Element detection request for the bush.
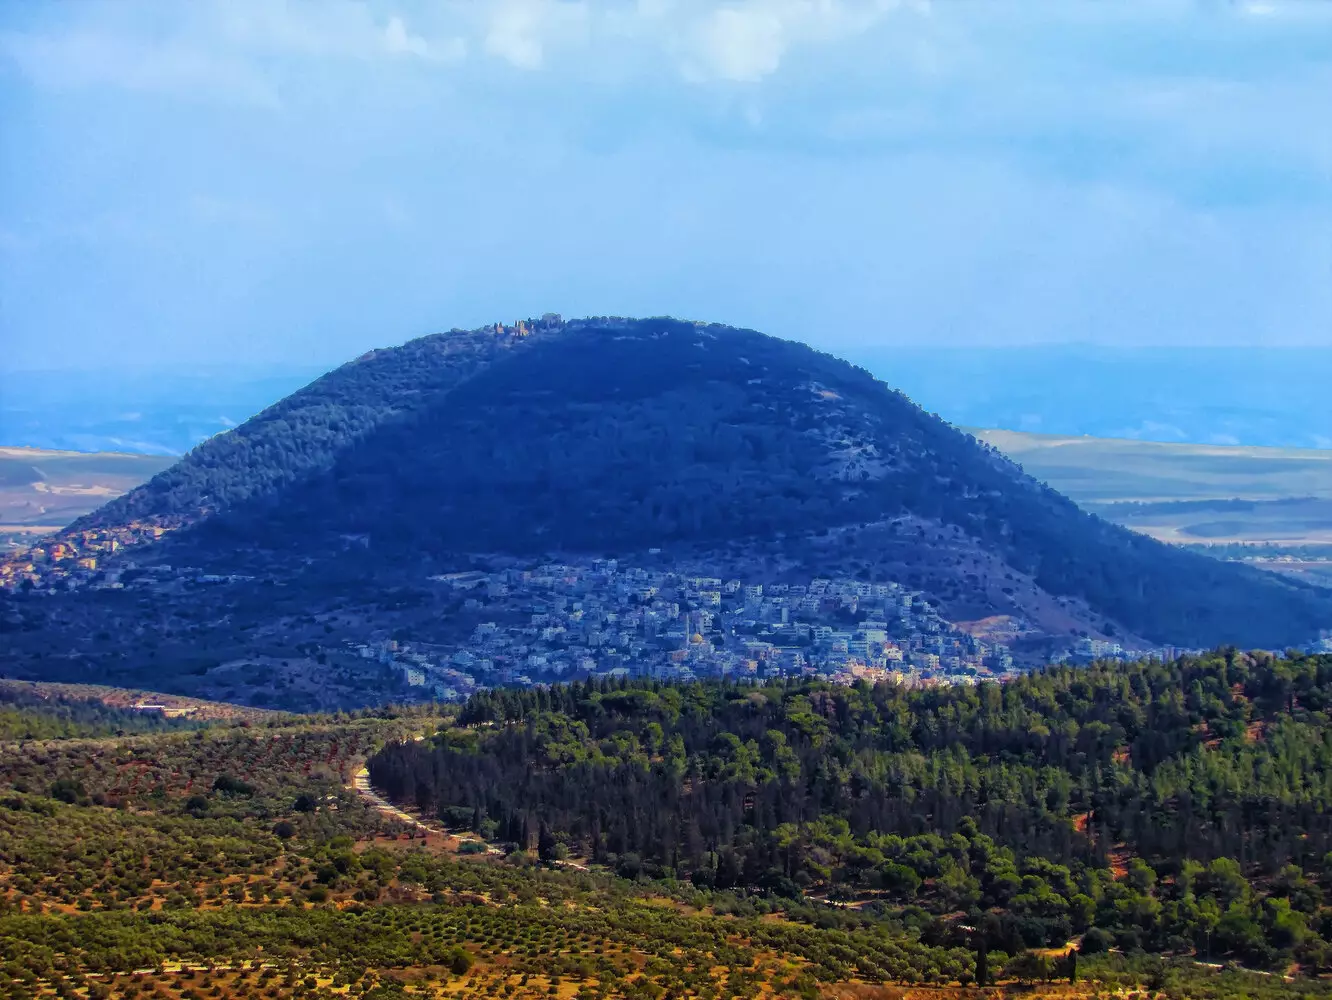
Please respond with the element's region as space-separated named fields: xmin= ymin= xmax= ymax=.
xmin=49 ymin=779 xmax=87 ymax=805
xmin=1002 ymin=951 xmax=1052 ymax=984
xmin=1080 ymin=927 xmax=1113 ymax=954
xmin=212 ymin=775 xmax=256 ymax=796
xmin=447 ymin=948 xmax=474 ymax=976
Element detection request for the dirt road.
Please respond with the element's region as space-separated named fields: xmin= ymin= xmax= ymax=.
xmin=350 ymin=765 xmax=446 ymax=835
xmin=349 ymin=764 xmax=503 ymax=855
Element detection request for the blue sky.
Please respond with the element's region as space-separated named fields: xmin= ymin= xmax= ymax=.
xmin=1 ymin=0 xmax=1329 ymax=371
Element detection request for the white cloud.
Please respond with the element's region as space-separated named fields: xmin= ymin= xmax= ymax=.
xmin=3 ymin=0 xmax=1329 ymax=364
xmin=383 ymin=15 xmax=429 ymax=57
xmin=214 ymin=2 xmax=460 ymax=62
xmin=676 ymin=0 xmax=919 ymax=82
xmin=692 ymin=6 xmax=787 ymax=82
xmin=485 ymin=6 xmax=545 ymax=69
xmin=473 ymin=0 xmax=915 ymax=80
xmin=484 ymin=0 xmax=589 ymax=70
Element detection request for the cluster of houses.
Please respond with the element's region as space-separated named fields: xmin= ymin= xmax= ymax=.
xmin=340 ymin=560 xmax=1032 ymax=699
xmin=8 ymin=517 xmax=1325 ymax=699
xmin=0 ymin=524 xmax=170 ymax=591
xmin=1056 ymin=636 xmax=1204 ymax=666
xmin=0 ymin=521 xmax=264 ymax=593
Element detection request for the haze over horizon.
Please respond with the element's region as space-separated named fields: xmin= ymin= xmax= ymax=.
xmin=2 ymin=0 xmax=1330 ymax=374
xmin=5 ymin=341 xmax=1332 ymax=455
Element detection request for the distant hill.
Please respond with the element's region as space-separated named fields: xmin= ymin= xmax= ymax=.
xmin=0 ymin=446 xmax=173 ymax=548
xmin=55 ymin=316 xmax=1332 ymax=650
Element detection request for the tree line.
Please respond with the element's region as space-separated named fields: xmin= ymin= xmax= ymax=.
xmin=370 ymin=650 xmax=1332 ymax=970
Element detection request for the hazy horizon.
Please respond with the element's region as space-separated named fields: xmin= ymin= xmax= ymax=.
xmin=8 ymin=340 xmax=1332 ymax=378
xmin=5 ymin=340 xmax=1331 ymax=455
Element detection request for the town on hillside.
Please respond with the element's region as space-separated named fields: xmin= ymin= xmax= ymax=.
xmin=10 ymin=526 xmax=1331 ymax=699
xmin=333 ymin=559 xmax=1218 ymax=700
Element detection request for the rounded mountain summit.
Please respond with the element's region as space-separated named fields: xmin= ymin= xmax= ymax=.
xmin=76 ymin=316 xmax=1332 ymax=649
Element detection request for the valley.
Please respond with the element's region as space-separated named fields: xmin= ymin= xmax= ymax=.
xmin=971 ymin=429 xmax=1332 ymax=506
xmin=972 ymin=430 xmax=1332 ymax=588
xmin=0 ymin=448 xmax=173 ymax=553
xmin=4 ymin=657 xmax=1332 ymax=999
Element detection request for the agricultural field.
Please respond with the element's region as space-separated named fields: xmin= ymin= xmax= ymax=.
xmin=2 ymin=679 xmax=1330 ymax=1000
xmin=971 ymin=430 xmax=1332 ymax=506
xmin=974 ymin=429 xmax=1332 ymax=582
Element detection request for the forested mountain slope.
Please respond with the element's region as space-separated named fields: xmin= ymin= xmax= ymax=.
xmin=70 ymin=319 xmax=563 ymax=532
xmin=62 ymin=316 xmax=1328 ymax=649
xmin=370 ymin=650 xmax=1332 ymax=972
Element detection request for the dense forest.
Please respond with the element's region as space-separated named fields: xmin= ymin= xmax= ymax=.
xmin=65 ymin=316 xmax=1330 ymax=649
xmin=370 ymin=650 xmax=1332 ymax=971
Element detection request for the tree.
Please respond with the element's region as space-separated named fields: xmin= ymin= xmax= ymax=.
xmin=537 ymin=822 xmax=559 ymax=864
xmin=1002 ymin=951 xmax=1051 ymax=984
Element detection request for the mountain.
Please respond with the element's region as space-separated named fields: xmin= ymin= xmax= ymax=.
xmin=47 ymin=316 xmax=1332 ymax=652
xmin=17 ymin=347 xmax=1332 ymax=458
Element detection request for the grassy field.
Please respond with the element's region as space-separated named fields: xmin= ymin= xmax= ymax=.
xmin=0 ymin=446 xmax=173 ymax=548
xmin=1090 ymin=497 xmax=1332 ymax=544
